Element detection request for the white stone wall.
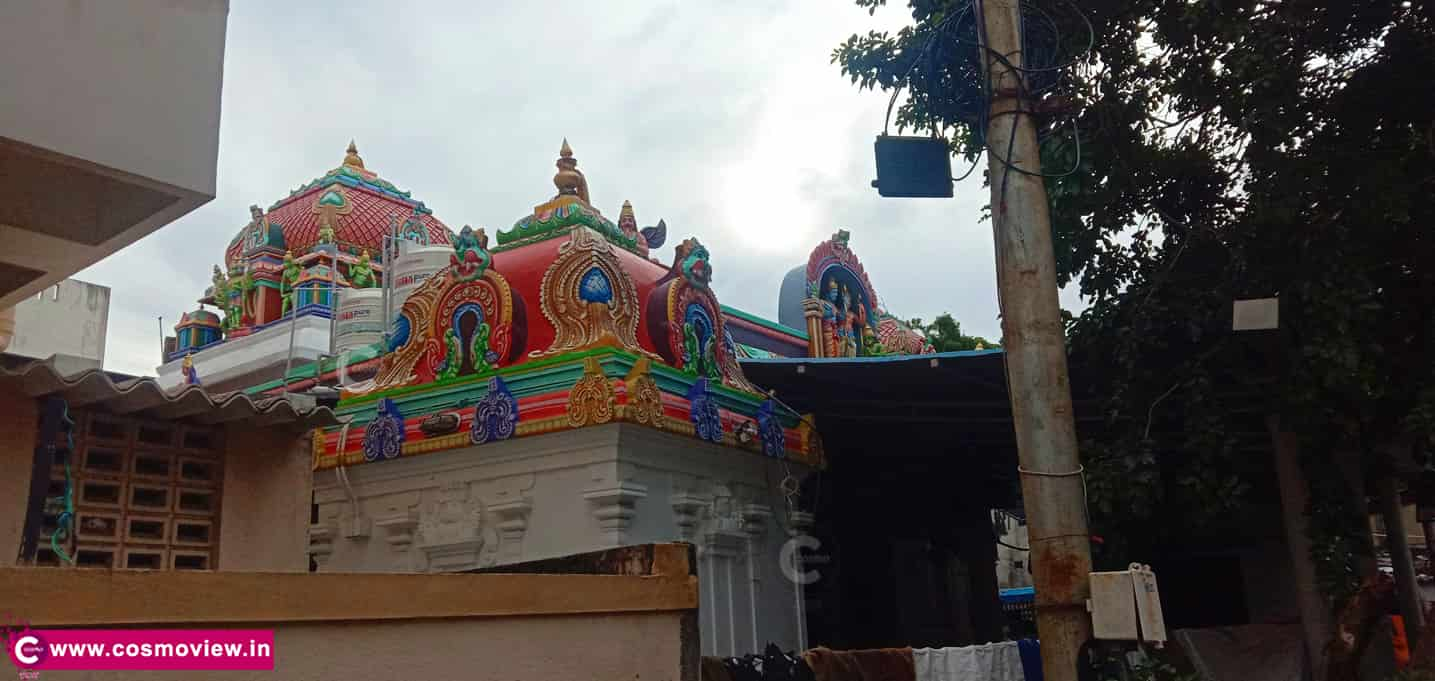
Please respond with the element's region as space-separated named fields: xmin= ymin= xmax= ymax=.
xmin=7 ymin=279 xmax=109 ymax=367
xmin=994 ymin=511 xmax=1032 ymax=589
xmin=312 ymin=423 xmax=812 ymax=655
xmin=155 ymin=312 xmax=331 ymax=389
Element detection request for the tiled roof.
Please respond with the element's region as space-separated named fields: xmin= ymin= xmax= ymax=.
xmin=0 ymin=357 xmax=339 ymax=427
xmin=225 ymin=166 xmax=452 ymax=266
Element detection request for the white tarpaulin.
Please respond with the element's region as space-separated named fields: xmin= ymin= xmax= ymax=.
xmin=913 ymin=642 xmax=1024 ymax=681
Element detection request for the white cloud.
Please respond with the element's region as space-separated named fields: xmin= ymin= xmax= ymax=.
xmin=80 ymin=0 xmax=1079 ymax=376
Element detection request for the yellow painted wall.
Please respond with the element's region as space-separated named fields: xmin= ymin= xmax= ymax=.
xmin=0 ymin=388 xmax=38 ymax=567
xmin=218 ymin=426 xmax=313 ymax=572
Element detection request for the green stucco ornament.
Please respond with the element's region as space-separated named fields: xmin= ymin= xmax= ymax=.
xmin=280 ymin=250 xmax=301 ymax=314
xmin=350 ymin=250 xmax=376 ymax=289
xmin=450 ymin=225 xmax=492 ymax=281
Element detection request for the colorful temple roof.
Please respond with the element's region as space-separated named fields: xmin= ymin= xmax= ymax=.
xmin=224 ymin=142 xmax=452 ymax=267
xmin=310 ymin=142 xmax=822 ymax=470
xmin=173 ymin=139 xmax=935 ymax=471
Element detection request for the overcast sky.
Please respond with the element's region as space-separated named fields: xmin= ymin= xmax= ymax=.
xmin=79 ymin=0 xmax=1081 ymax=377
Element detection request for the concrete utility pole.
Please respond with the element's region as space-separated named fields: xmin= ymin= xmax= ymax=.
xmin=1269 ymin=420 xmax=1332 ymax=680
xmin=978 ymin=0 xmax=1093 ymax=679
xmin=1378 ymin=475 xmax=1425 ymax=647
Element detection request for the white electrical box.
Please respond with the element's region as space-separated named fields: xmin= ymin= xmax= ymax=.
xmin=1233 ymin=298 xmax=1279 ymax=331
xmin=1089 ymin=569 xmax=1138 ymax=640
xmin=1088 ymin=563 xmax=1167 ymax=644
xmin=1131 ymin=564 xmax=1167 ymax=643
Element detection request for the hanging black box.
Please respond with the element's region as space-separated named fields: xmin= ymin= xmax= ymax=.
xmin=871 ymin=135 xmax=954 ymax=198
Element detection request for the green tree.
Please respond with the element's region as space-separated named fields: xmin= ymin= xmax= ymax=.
xmin=908 ymin=313 xmax=997 ymax=352
xmin=835 ymin=0 xmax=1435 ymax=619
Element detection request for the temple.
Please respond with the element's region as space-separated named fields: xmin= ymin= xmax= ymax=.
xmin=149 ymin=140 xmax=965 ymax=654
xmin=156 ymin=141 xmax=451 ymax=390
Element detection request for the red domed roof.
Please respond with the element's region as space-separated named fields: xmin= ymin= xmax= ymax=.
xmin=225 ymin=142 xmax=452 ymax=266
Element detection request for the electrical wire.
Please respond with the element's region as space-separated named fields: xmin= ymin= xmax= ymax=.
xmin=877 ymin=0 xmax=1095 ymax=188
xmin=762 ymin=389 xmax=826 ymax=519
xmin=49 ymin=401 xmax=76 ymax=565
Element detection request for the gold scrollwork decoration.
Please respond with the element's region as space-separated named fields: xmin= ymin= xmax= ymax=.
xmin=566 ymin=356 xmax=616 ymax=428
xmin=621 ymin=357 xmax=665 ymax=429
xmin=365 ymin=269 xmax=447 ymax=390
xmin=311 ymin=427 xmax=329 ymax=470
xmin=533 ymin=226 xmax=652 ymax=358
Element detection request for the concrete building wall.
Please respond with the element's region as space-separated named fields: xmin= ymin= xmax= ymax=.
xmin=993 ymin=512 xmax=1032 ymax=590
xmin=0 ymin=545 xmax=699 ymax=681
xmin=312 ymin=423 xmax=811 ymax=656
xmin=0 ymin=390 xmax=38 ymax=568
xmin=156 ymin=313 xmax=332 ymax=390
xmin=218 ymin=426 xmax=314 ymax=572
xmin=0 ymin=1 xmax=225 ymax=196
xmin=0 ymin=1 xmax=226 ymax=307
xmin=7 ymin=279 xmax=109 ymax=367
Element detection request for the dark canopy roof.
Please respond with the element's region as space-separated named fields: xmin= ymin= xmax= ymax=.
xmin=741 ymin=350 xmax=1027 ymax=509
xmin=741 ymin=350 xmax=1023 ymax=447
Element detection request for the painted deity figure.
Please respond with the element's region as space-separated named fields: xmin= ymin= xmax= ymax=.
xmin=350 ymin=250 xmax=376 ymax=289
xmin=838 ymin=284 xmax=859 ymax=357
xmin=618 ymin=201 xmax=648 ymax=258
xmin=280 ymin=250 xmax=301 ymax=314
xmin=244 ymin=205 xmax=268 ymax=252
xmin=210 ymin=265 xmax=233 ymax=331
xmin=821 ymin=279 xmax=841 ymax=357
xmin=317 ymin=219 xmax=336 ymax=247
xmin=181 ymin=353 xmax=201 ymax=386
xmin=400 ymin=209 xmax=429 ymax=245
xmin=232 ymin=266 xmax=256 ymax=325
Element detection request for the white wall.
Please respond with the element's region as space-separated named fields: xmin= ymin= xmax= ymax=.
xmin=0 ymin=1 xmax=226 ymax=195
xmin=994 ymin=510 xmax=1032 ymax=589
xmin=7 ymin=279 xmax=109 ymax=367
xmin=0 ymin=0 xmax=226 ymax=308
xmin=312 ymin=423 xmax=813 ymax=656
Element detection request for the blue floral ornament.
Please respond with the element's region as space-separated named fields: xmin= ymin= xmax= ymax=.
xmin=756 ymin=399 xmax=786 ymax=458
xmin=363 ymin=398 xmax=406 ymax=462
xmin=687 ymin=378 xmax=723 ymax=443
xmin=578 ymin=267 xmax=614 ymax=304
xmin=471 ymin=376 xmax=520 ymax=444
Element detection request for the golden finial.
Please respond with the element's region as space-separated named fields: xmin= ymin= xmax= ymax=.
xmin=553 ymin=138 xmax=590 ymax=203
xmin=343 ymin=139 xmax=365 ymax=169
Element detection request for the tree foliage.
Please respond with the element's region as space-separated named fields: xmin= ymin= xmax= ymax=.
xmin=835 ymin=0 xmax=1435 ymax=595
xmin=908 ymin=313 xmax=999 ymax=351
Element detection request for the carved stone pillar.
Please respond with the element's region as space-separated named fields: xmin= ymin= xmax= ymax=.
xmin=583 ymin=480 xmax=648 ymax=545
xmin=741 ymin=503 xmax=773 ymax=651
xmin=742 ymin=503 xmax=774 ymax=542
xmin=489 ymin=498 xmax=533 ymax=562
xmin=787 ymin=510 xmax=815 ymax=538
xmin=802 ymin=299 xmax=824 ymax=357
xmin=375 ymin=511 xmax=419 ymax=552
xmin=307 ymin=522 xmax=335 ymax=569
xmin=672 ymin=491 xmax=708 ymax=544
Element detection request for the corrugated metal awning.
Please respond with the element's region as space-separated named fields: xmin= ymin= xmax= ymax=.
xmin=0 ymin=357 xmax=338 ymax=427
